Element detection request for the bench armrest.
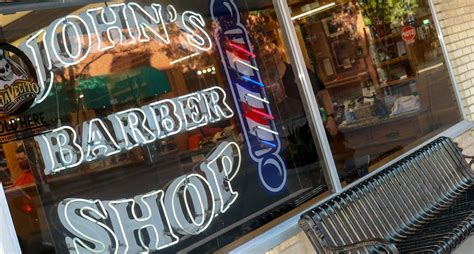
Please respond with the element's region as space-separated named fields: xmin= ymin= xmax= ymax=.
xmin=323 ymin=239 xmax=399 ymax=254
xmin=299 ymin=217 xmax=398 ymax=253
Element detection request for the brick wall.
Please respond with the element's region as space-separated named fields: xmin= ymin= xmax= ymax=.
xmin=433 ymin=0 xmax=474 ymax=119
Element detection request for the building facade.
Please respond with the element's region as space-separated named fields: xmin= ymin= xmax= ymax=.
xmin=0 ymin=0 xmax=472 ymax=253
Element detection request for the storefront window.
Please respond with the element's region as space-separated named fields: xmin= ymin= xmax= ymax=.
xmin=290 ymin=0 xmax=461 ymax=184
xmin=0 ymin=0 xmax=329 ymax=253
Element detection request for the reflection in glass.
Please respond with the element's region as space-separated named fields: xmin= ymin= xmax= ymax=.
xmin=291 ymin=0 xmax=461 ymax=184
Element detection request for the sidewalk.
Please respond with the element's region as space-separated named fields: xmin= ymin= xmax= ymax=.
xmin=455 ymin=234 xmax=474 ymax=254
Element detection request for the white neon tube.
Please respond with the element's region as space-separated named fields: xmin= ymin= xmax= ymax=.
xmin=291 ymin=2 xmax=336 ymax=21
xmin=246 ymin=93 xmax=269 ymax=104
xmin=256 ymin=126 xmax=279 ymax=136
xmin=236 ymin=59 xmax=259 ymax=71
xmin=170 ymin=52 xmax=201 ymax=65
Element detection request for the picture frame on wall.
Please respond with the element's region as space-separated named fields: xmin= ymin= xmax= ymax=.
xmin=322 ymin=17 xmax=344 ymax=38
xmin=331 ymin=41 xmax=354 ymax=68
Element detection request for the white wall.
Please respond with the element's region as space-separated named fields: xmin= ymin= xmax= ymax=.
xmin=0 ymin=183 xmax=21 ymax=254
xmin=433 ymin=0 xmax=474 ymax=119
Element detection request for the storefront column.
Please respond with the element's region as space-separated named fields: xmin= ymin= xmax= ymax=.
xmin=428 ymin=0 xmax=468 ymax=120
xmin=273 ymin=0 xmax=342 ymax=193
xmin=0 ymin=184 xmax=21 ymax=254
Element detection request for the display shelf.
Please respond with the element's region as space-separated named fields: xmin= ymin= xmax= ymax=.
xmin=377 ymin=56 xmax=409 ymax=67
xmin=380 ymin=76 xmax=416 ymax=88
xmin=372 ymin=32 xmax=402 ymax=43
xmin=325 ymin=73 xmax=366 ymax=88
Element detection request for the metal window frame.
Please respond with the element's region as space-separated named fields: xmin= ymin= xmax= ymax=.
xmin=0 ymin=1 xmax=113 ymax=14
xmin=272 ymin=0 xmax=342 ymax=193
xmin=271 ymin=0 xmax=468 ymax=193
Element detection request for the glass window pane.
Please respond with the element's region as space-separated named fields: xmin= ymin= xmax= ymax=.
xmin=290 ymin=0 xmax=461 ymax=184
xmin=0 ymin=0 xmax=330 ymax=253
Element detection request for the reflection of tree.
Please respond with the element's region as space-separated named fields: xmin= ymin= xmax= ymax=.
xmin=52 ymin=23 xmax=216 ymax=124
xmin=163 ymin=23 xmax=215 ymax=72
xmin=53 ymin=39 xmax=142 ymax=125
xmin=359 ymin=0 xmax=419 ymax=37
xmin=332 ymin=1 xmax=361 ymax=41
xmin=246 ymin=11 xmax=279 ymax=56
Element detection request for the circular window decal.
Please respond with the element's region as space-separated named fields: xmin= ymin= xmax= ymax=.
xmin=0 ymin=43 xmax=39 ymax=116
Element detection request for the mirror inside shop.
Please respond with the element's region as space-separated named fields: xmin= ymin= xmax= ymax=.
xmin=0 ymin=0 xmax=462 ymax=253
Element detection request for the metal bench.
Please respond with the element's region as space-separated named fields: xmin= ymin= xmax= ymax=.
xmin=299 ymin=137 xmax=474 ymax=253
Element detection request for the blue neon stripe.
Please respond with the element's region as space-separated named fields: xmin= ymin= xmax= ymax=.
xmin=261 ymin=140 xmax=277 ymax=148
xmin=242 ymin=76 xmax=264 ymax=87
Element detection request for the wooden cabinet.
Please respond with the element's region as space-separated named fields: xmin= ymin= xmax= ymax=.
xmin=371 ymin=118 xmax=418 ymax=143
xmin=340 ymin=112 xmax=429 ymax=158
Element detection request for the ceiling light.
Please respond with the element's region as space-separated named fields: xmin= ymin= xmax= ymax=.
xmin=291 ymin=2 xmax=337 ymax=21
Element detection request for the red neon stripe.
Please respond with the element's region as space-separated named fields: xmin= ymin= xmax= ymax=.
xmin=251 ymin=108 xmax=274 ymax=120
xmin=228 ymin=41 xmax=256 ymax=58
xmin=241 ymin=102 xmax=271 ymax=125
xmin=225 ymin=43 xmax=251 ymax=61
xmin=229 ymin=50 xmax=251 ymax=62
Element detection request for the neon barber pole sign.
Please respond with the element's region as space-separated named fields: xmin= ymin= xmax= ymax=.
xmin=58 ymin=141 xmax=241 ymax=253
xmin=19 ymin=2 xmax=213 ymax=106
xmin=211 ymin=0 xmax=287 ymax=193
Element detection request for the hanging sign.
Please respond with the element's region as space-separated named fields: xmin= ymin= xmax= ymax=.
xmin=401 ymin=26 xmax=417 ymax=44
xmin=0 ymin=44 xmax=39 ymax=115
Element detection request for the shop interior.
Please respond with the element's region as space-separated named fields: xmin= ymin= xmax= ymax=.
xmin=288 ymin=0 xmax=460 ymax=180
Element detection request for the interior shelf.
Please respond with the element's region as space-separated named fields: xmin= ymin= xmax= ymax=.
xmin=377 ymin=56 xmax=409 ymax=67
xmin=326 ymin=72 xmax=368 ymax=88
xmin=372 ymin=32 xmax=402 ymax=43
xmin=379 ymin=76 xmax=416 ymax=88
